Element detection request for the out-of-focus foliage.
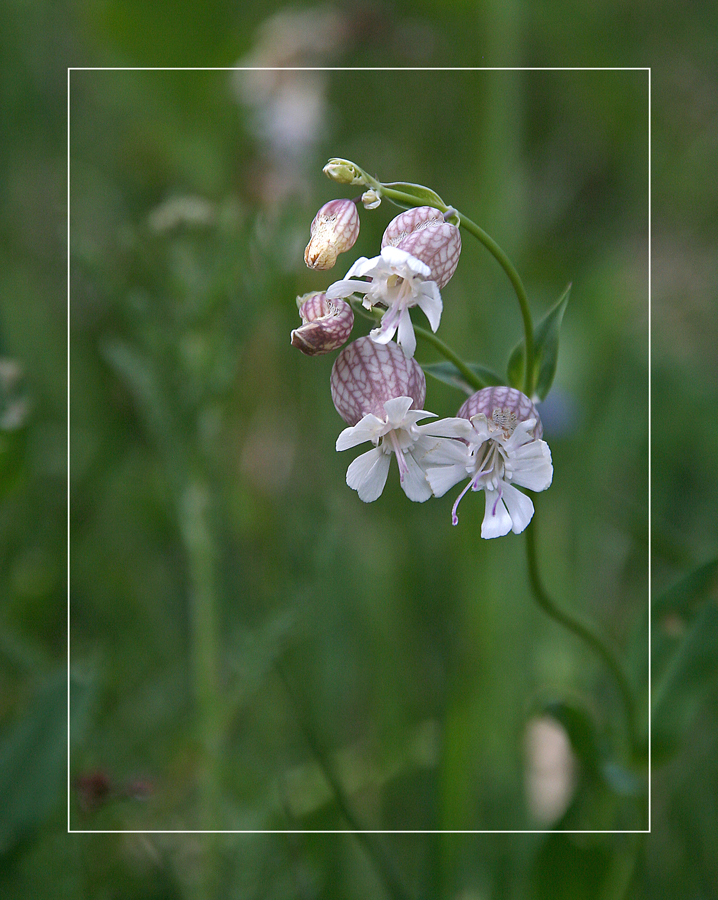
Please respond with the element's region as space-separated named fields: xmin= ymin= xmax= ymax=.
xmin=1 ymin=0 xmax=717 ymax=898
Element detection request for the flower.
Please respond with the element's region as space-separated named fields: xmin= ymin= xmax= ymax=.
xmin=304 ymin=199 xmax=360 ymax=270
xmin=326 ymin=246 xmax=442 ymax=358
xmin=382 ymin=206 xmax=461 ymax=289
xmin=426 ymin=386 xmax=553 ymax=537
xmin=291 ymin=291 xmax=354 ymax=355
xmin=331 ymin=337 xmax=469 ymax=502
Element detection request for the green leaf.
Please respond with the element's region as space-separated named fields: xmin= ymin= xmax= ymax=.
xmin=649 ymin=558 xmax=718 ymax=761
xmin=507 ymin=283 xmax=571 ymax=400
xmin=533 ymin=697 xmax=645 ymax=804
xmin=381 ymin=182 xmax=448 ymax=212
xmin=652 ymin=600 xmax=718 ymax=757
xmin=422 ymin=361 xmax=505 ymax=395
xmin=652 ymin=556 xmax=718 ymax=618
xmin=0 ymin=671 xmax=93 ymax=855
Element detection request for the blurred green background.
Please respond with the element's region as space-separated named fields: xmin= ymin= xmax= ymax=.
xmin=1 ymin=0 xmax=717 ymax=898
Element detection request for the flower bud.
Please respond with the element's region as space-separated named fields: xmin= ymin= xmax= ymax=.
xmin=323 ymin=158 xmax=367 ymax=186
xmin=304 ymin=199 xmax=360 ymax=270
xmin=457 ymin=386 xmax=543 ymax=440
xmin=291 ymin=292 xmax=354 ymax=356
xmin=361 ymin=189 xmax=381 ymax=210
xmin=331 ymin=336 xmax=426 ymax=425
xmin=382 ymin=206 xmax=461 ymax=289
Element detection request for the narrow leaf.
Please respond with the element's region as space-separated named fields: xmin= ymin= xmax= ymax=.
xmin=382 ymin=182 xmax=447 ymax=211
xmin=422 ymin=360 xmax=505 ymax=395
xmin=652 ymin=601 xmax=718 ymax=760
xmin=652 ymin=556 xmax=718 ymax=618
xmin=0 ymin=671 xmax=93 ymax=855
xmin=507 ymin=283 xmax=571 ymax=400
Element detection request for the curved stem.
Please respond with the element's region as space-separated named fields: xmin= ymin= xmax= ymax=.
xmin=371 ymin=181 xmax=536 ymax=398
xmin=413 ymin=324 xmax=484 ymax=392
xmin=455 ymin=213 xmax=535 ymax=398
xmin=525 ymin=505 xmax=639 ymax=760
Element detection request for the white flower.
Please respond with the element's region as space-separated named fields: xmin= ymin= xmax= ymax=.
xmin=336 ymin=395 xmax=471 ymax=503
xmin=326 ymin=246 xmax=442 ymax=358
xmin=426 ymin=387 xmax=553 ymax=538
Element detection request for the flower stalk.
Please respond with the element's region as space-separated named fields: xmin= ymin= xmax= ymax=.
xmin=525 ymin=505 xmax=639 ymax=761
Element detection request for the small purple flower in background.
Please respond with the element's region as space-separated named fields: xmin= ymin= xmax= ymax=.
xmin=326 ymin=246 xmax=441 ymax=359
xmin=291 ymin=291 xmax=354 ymax=355
xmin=426 ymin=386 xmax=553 ymax=537
xmin=382 ymin=206 xmax=461 ymax=289
xmin=331 ymin=337 xmax=470 ymax=502
xmin=304 ymin=198 xmax=361 ymax=270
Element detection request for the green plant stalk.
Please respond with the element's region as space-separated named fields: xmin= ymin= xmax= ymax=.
xmin=350 ymin=300 xmax=483 ymax=391
xmin=412 ymin=324 xmax=485 ymax=392
xmin=363 ymin=177 xmax=536 ymax=397
xmin=525 ymin=507 xmax=639 ymax=761
xmin=180 ymin=479 xmax=222 ymax=897
xmin=276 ymin=665 xmax=413 ymax=900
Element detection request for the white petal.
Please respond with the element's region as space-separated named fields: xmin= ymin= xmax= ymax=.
xmin=401 ymin=450 xmax=433 ymax=502
xmin=396 ymin=308 xmax=416 ymax=358
xmin=505 ymin=418 xmax=539 ymax=450
xmin=326 ymin=278 xmax=370 ymax=300
xmin=344 ymin=255 xmax=377 ymax=279
xmin=382 ymin=395 xmax=415 ymax=426
xmin=501 ymin=483 xmax=535 ymax=534
xmin=417 ymin=417 xmax=476 ymax=441
xmin=401 ymin=408 xmax=437 ymax=427
xmin=346 ymin=448 xmax=391 ymax=502
xmin=336 ymin=414 xmax=385 ymax=451
xmin=425 ymin=464 xmax=469 ymax=498
xmin=413 ymin=434 xmax=470 ymax=467
xmin=481 ymin=488 xmax=513 ymax=539
xmin=468 ymin=414 xmax=492 ymax=444
xmin=417 ymin=283 xmax=443 ymax=332
xmin=381 ymin=245 xmax=431 ymax=278
xmin=510 ymin=442 xmax=553 ymax=492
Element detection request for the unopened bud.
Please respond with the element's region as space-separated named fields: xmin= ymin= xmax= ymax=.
xmin=304 ymin=199 xmax=360 ymax=270
xmin=291 ymin=292 xmax=354 ymax=356
xmin=323 ymin=158 xmax=367 ymax=186
xmin=457 ymin=386 xmax=543 ymax=440
xmin=330 ymin=336 xmax=426 ymax=425
xmin=382 ymin=206 xmax=461 ymax=289
xmin=361 ymin=189 xmax=381 ymax=210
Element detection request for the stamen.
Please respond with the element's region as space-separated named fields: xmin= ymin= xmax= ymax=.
xmin=451 ymin=474 xmax=481 ymax=525
xmin=388 ymin=429 xmax=409 ymax=482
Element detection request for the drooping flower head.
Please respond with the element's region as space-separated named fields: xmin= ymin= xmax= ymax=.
xmin=291 ymin=291 xmax=354 ymax=355
xmin=304 ymin=198 xmax=360 ymax=270
xmin=426 ymin=386 xmax=553 ymax=538
xmin=382 ymin=206 xmax=462 ymax=289
xmin=331 ymin=337 xmax=469 ymax=502
xmin=326 ymin=246 xmax=441 ymax=359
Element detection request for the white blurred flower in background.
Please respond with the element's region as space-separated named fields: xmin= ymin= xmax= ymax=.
xmin=524 ymin=716 xmax=577 ymax=825
xmin=231 ymin=7 xmax=348 ymax=204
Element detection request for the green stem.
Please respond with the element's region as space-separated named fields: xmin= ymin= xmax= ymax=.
xmin=180 ymin=479 xmax=222 ymax=896
xmin=455 ymin=212 xmax=535 ymax=397
xmin=413 ymin=324 xmax=484 ymax=392
xmin=276 ymin=665 xmax=413 ymax=900
xmin=368 ymin=179 xmax=536 ymax=398
xmin=525 ymin=506 xmax=639 ymax=761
